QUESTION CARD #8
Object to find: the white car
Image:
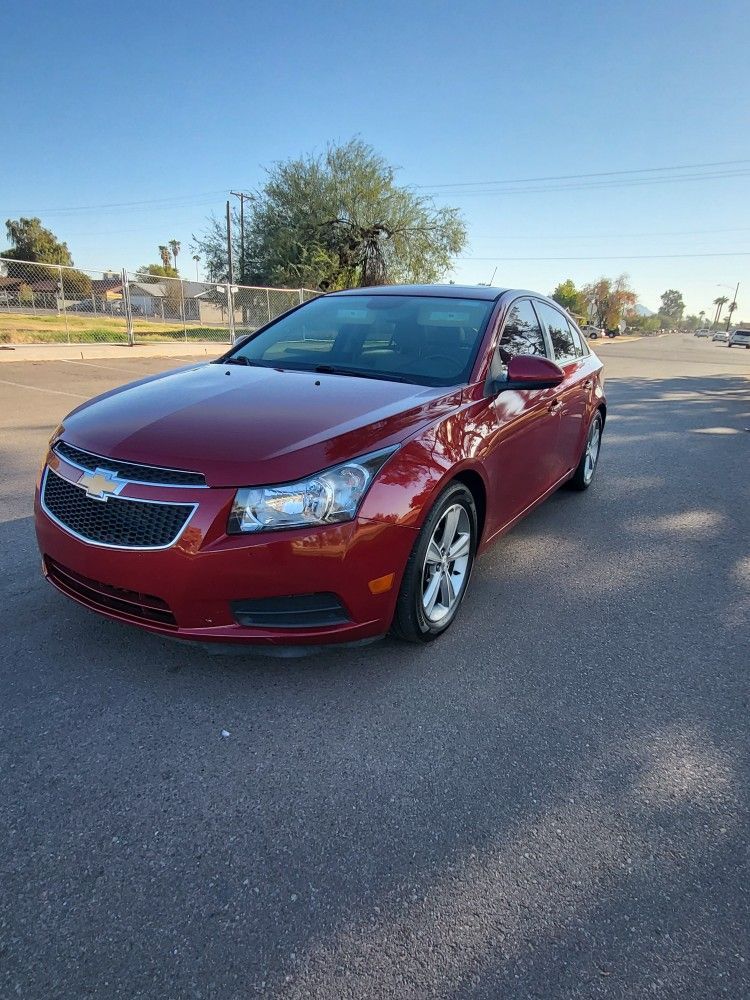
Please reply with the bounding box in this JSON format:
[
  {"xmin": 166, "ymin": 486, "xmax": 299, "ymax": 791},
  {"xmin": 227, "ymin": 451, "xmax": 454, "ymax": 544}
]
[
  {"xmin": 694, "ymin": 328, "xmax": 711, "ymax": 338},
  {"xmin": 581, "ymin": 325, "xmax": 603, "ymax": 339},
  {"xmin": 727, "ymin": 328, "xmax": 750, "ymax": 348},
  {"xmin": 712, "ymin": 331, "xmax": 729, "ymax": 343}
]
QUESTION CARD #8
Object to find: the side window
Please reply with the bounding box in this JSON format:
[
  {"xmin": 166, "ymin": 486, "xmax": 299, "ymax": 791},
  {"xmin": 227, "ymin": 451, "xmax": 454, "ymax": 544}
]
[
  {"xmin": 535, "ymin": 302, "xmax": 578, "ymax": 363},
  {"xmin": 498, "ymin": 299, "xmax": 547, "ymax": 361},
  {"xmin": 568, "ymin": 321, "xmax": 588, "ymax": 357}
]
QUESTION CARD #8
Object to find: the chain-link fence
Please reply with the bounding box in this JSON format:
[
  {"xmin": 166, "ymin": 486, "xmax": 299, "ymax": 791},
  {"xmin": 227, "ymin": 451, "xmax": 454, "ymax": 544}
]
[{"xmin": 0, "ymin": 257, "xmax": 319, "ymax": 345}]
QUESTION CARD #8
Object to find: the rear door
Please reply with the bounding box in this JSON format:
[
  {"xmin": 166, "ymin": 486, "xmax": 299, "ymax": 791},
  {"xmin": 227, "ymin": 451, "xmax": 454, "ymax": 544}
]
[
  {"xmin": 533, "ymin": 301, "xmax": 591, "ymax": 476},
  {"xmin": 482, "ymin": 297, "xmax": 563, "ymax": 536}
]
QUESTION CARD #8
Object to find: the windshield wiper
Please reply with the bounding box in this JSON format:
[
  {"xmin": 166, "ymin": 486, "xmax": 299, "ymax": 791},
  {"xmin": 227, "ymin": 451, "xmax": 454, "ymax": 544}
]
[
  {"xmin": 224, "ymin": 356, "xmax": 259, "ymax": 366},
  {"xmin": 313, "ymin": 364, "xmax": 413, "ymax": 384}
]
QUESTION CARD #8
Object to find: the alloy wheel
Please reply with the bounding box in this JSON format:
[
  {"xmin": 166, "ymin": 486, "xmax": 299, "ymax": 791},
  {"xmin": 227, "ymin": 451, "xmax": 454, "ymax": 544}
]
[
  {"xmin": 421, "ymin": 504, "xmax": 472, "ymax": 624},
  {"xmin": 583, "ymin": 416, "xmax": 602, "ymax": 485}
]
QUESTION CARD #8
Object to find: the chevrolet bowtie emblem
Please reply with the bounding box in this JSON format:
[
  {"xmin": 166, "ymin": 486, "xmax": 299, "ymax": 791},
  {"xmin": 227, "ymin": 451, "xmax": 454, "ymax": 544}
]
[{"xmin": 77, "ymin": 467, "xmax": 127, "ymax": 501}]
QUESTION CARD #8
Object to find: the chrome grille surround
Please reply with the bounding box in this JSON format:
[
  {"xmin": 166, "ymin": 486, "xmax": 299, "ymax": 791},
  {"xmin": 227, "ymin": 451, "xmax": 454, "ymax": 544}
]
[{"xmin": 41, "ymin": 466, "xmax": 198, "ymax": 550}]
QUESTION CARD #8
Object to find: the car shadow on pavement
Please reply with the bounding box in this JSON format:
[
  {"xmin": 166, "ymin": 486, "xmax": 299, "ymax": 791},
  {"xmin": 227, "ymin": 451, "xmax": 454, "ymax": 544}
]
[{"xmin": 1, "ymin": 373, "xmax": 748, "ymax": 999}]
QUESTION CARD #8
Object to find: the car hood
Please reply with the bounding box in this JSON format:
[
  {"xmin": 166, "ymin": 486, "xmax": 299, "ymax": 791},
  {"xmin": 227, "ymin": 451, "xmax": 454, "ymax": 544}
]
[{"xmin": 59, "ymin": 363, "xmax": 460, "ymax": 487}]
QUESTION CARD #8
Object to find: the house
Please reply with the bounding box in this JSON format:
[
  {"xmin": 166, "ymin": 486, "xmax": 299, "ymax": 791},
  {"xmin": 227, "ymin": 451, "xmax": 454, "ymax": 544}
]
[{"xmin": 91, "ymin": 277, "xmax": 124, "ymax": 303}]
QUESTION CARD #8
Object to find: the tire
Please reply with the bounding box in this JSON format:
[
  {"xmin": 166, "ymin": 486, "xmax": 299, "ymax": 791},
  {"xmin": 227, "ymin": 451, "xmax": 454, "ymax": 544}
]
[
  {"xmin": 568, "ymin": 411, "xmax": 603, "ymax": 491},
  {"xmin": 391, "ymin": 482, "xmax": 477, "ymax": 643}
]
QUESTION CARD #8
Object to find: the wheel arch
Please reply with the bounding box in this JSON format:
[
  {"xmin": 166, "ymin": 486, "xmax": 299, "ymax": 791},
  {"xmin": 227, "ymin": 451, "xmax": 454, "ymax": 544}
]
[{"xmin": 451, "ymin": 468, "xmax": 487, "ymax": 545}]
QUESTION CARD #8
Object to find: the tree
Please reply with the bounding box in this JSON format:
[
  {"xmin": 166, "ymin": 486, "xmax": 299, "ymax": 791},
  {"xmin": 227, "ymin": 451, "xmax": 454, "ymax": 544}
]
[
  {"xmin": 659, "ymin": 289, "xmax": 685, "ymax": 321},
  {"xmin": 169, "ymin": 239, "xmax": 181, "ymax": 271},
  {"xmin": 192, "ymin": 139, "xmax": 467, "ymax": 289},
  {"xmin": 3, "ymin": 217, "xmax": 91, "ymax": 297},
  {"xmin": 725, "ymin": 299, "xmax": 738, "ymax": 330},
  {"xmin": 712, "ymin": 295, "xmax": 729, "ymax": 327},
  {"xmin": 625, "ymin": 311, "xmax": 660, "ymax": 334},
  {"xmin": 159, "ymin": 245, "xmax": 172, "ymax": 271},
  {"xmin": 551, "ymin": 279, "xmax": 587, "ymax": 320},
  {"xmin": 3, "ymin": 217, "xmax": 73, "ymax": 265},
  {"xmin": 581, "ymin": 275, "xmax": 637, "ymax": 331},
  {"xmin": 137, "ymin": 263, "xmax": 179, "ymax": 278}
]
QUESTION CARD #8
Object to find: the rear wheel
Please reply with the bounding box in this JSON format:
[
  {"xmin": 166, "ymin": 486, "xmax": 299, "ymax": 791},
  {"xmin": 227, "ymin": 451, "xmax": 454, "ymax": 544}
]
[
  {"xmin": 568, "ymin": 411, "xmax": 603, "ymax": 491},
  {"xmin": 392, "ymin": 482, "xmax": 477, "ymax": 643}
]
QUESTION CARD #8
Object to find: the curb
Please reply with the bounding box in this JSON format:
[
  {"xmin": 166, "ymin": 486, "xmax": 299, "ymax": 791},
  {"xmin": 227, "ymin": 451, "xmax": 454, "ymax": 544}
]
[{"xmin": 0, "ymin": 342, "xmax": 223, "ymax": 363}]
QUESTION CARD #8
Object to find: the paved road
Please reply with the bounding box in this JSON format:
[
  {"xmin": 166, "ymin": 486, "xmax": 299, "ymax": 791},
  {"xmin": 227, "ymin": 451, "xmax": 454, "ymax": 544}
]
[{"xmin": 1, "ymin": 337, "xmax": 748, "ymax": 999}]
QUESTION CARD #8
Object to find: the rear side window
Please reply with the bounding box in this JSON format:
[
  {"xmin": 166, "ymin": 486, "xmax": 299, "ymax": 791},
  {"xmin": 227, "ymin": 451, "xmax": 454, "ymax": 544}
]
[
  {"xmin": 498, "ymin": 299, "xmax": 548, "ymax": 359},
  {"xmin": 535, "ymin": 302, "xmax": 578, "ymax": 363},
  {"xmin": 568, "ymin": 322, "xmax": 588, "ymax": 356}
]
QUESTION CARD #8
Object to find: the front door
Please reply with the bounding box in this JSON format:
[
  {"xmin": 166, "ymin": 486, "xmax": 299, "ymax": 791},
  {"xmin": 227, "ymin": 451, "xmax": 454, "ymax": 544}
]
[{"xmin": 482, "ymin": 297, "xmax": 563, "ymax": 537}]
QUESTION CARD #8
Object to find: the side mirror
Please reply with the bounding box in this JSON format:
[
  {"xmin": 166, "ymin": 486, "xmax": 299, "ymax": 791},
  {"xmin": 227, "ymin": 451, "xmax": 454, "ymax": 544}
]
[{"xmin": 487, "ymin": 354, "xmax": 565, "ymax": 395}]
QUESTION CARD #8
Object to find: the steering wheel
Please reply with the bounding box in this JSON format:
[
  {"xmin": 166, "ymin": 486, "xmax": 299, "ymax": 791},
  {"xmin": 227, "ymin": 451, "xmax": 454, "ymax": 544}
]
[{"xmin": 420, "ymin": 353, "xmax": 464, "ymax": 375}]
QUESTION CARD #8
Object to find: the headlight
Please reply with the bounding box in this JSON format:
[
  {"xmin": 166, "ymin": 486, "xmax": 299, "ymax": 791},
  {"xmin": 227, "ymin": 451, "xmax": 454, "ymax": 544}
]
[{"xmin": 228, "ymin": 446, "xmax": 397, "ymax": 534}]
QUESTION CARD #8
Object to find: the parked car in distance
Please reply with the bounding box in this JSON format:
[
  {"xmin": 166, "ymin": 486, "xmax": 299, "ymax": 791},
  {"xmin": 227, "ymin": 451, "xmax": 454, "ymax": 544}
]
[
  {"xmin": 694, "ymin": 328, "xmax": 711, "ymax": 338},
  {"xmin": 712, "ymin": 330, "xmax": 729, "ymax": 343},
  {"xmin": 35, "ymin": 285, "xmax": 606, "ymax": 649},
  {"xmin": 727, "ymin": 328, "xmax": 750, "ymax": 348},
  {"xmin": 581, "ymin": 325, "xmax": 604, "ymax": 339}
]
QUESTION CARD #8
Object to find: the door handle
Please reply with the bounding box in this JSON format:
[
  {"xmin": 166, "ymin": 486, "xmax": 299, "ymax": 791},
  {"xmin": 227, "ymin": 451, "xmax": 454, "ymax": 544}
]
[
  {"xmin": 547, "ymin": 399, "xmax": 562, "ymax": 413},
  {"xmin": 583, "ymin": 379, "xmax": 593, "ymax": 389}
]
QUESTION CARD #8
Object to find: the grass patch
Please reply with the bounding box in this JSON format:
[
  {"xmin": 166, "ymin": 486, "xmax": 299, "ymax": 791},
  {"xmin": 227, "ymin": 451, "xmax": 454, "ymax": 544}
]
[{"xmin": 0, "ymin": 311, "xmax": 231, "ymax": 345}]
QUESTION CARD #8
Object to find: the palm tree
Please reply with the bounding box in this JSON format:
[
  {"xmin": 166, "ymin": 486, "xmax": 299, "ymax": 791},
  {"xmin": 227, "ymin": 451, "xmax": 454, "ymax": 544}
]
[
  {"xmin": 725, "ymin": 299, "xmax": 738, "ymax": 331},
  {"xmin": 192, "ymin": 254, "xmax": 200, "ymax": 281},
  {"xmin": 698, "ymin": 310, "xmax": 705, "ymax": 326},
  {"xmin": 169, "ymin": 239, "xmax": 181, "ymax": 272},
  {"xmin": 158, "ymin": 245, "xmax": 171, "ymax": 270},
  {"xmin": 712, "ymin": 295, "xmax": 729, "ymax": 328}
]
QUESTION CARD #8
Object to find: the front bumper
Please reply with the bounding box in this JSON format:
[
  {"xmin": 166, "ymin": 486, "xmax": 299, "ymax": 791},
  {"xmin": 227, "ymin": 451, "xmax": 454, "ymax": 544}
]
[{"xmin": 34, "ymin": 458, "xmax": 417, "ymax": 646}]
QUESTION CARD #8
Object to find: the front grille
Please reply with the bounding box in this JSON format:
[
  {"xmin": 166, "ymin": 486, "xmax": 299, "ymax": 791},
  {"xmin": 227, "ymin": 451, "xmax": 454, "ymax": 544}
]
[
  {"xmin": 231, "ymin": 593, "xmax": 350, "ymax": 628},
  {"xmin": 42, "ymin": 468, "xmax": 194, "ymax": 548},
  {"xmin": 45, "ymin": 558, "xmax": 177, "ymax": 626},
  {"xmin": 54, "ymin": 440, "xmax": 206, "ymax": 487}
]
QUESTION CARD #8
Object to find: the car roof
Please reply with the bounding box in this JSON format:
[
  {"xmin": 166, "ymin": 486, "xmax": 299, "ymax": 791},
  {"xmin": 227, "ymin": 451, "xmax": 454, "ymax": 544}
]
[{"xmin": 327, "ymin": 284, "xmax": 510, "ymax": 302}]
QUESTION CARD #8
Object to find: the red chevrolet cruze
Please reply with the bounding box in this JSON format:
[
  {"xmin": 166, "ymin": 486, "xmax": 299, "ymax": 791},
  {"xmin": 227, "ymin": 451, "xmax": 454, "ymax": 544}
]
[{"xmin": 35, "ymin": 285, "xmax": 605, "ymax": 647}]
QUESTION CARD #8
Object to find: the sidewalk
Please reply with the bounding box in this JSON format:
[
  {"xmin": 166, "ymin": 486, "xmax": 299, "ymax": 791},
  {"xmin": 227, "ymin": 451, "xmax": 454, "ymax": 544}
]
[{"xmin": 0, "ymin": 341, "xmax": 223, "ymax": 363}]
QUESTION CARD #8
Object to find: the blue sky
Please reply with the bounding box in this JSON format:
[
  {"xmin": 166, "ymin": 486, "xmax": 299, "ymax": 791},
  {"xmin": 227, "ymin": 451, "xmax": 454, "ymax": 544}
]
[{"xmin": 2, "ymin": 0, "xmax": 748, "ymax": 314}]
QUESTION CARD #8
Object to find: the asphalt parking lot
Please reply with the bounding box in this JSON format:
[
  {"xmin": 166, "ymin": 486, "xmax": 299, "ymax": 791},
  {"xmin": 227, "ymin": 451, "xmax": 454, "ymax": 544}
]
[{"xmin": 1, "ymin": 335, "xmax": 748, "ymax": 999}]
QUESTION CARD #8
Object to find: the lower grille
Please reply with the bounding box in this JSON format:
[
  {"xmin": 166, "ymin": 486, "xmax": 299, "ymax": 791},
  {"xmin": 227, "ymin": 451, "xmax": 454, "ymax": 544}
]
[
  {"xmin": 42, "ymin": 467, "xmax": 195, "ymax": 549},
  {"xmin": 231, "ymin": 593, "xmax": 350, "ymax": 628},
  {"xmin": 45, "ymin": 558, "xmax": 177, "ymax": 627}
]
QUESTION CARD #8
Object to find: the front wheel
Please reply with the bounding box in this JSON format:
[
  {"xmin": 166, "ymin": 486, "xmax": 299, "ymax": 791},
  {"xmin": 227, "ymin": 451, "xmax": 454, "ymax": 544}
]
[
  {"xmin": 568, "ymin": 411, "xmax": 603, "ymax": 491},
  {"xmin": 392, "ymin": 482, "xmax": 477, "ymax": 643}
]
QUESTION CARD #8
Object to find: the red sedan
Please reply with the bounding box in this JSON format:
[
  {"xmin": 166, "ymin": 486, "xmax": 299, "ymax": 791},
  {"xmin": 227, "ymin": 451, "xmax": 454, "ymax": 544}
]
[{"xmin": 35, "ymin": 285, "xmax": 605, "ymax": 647}]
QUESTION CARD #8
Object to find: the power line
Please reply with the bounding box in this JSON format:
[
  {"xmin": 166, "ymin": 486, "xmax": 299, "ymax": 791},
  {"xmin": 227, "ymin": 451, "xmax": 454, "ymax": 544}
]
[
  {"xmin": 417, "ymin": 157, "xmax": 750, "ymax": 190},
  {"xmin": 459, "ymin": 251, "xmax": 750, "ymax": 261},
  {"xmin": 421, "ymin": 169, "xmax": 750, "ymax": 198},
  {"xmin": 3, "ymin": 191, "xmax": 228, "ymax": 215},
  {"xmin": 470, "ymin": 226, "xmax": 750, "ymax": 241}
]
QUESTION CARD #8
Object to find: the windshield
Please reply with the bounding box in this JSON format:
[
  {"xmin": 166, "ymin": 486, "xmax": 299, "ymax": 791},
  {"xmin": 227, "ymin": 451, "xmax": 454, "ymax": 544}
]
[{"xmin": 224, "ymin": 294, "xmax": 495, "ymax": 386}]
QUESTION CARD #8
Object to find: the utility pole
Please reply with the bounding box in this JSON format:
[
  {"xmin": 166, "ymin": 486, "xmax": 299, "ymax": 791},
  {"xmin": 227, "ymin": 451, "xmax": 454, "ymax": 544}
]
[
  {"xmin": 726, "ymin": 281, "xmax": 740, "ymax": 331},
  {"xmin": 225, "ymin": 200, "xmax": 234, "ymax": 284},
  {"xmin": 230, "ymin": 190, "xmax": 250, "ymax": 283}
]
